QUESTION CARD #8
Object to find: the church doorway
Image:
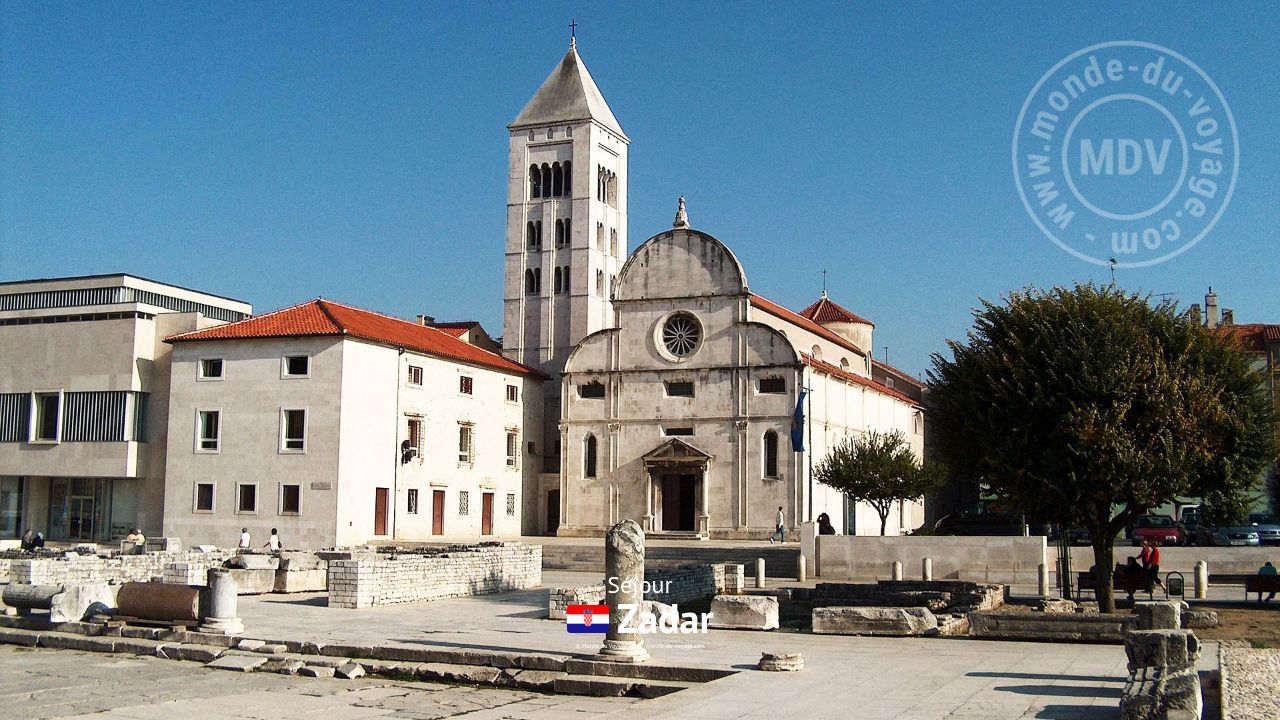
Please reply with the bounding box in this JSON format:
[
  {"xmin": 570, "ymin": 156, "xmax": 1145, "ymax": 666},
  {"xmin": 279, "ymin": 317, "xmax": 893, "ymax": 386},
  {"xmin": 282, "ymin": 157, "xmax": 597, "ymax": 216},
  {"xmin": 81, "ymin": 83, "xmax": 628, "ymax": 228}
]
[
  {"xmin": 546, "ymin": 489, "xmax": 560, "ymax": 535},
  {"xmin": 660, "ymin": 474, "xmax": 698, "ymax": 532}
]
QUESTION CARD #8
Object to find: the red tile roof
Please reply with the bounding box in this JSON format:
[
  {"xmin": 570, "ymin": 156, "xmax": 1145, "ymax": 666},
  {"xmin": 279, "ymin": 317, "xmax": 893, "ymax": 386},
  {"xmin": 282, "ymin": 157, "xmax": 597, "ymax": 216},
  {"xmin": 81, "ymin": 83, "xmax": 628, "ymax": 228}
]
[
  {"xmin": 167, "ymin": 299, "xmax": 545, "ymax": 379},
  {"xmin": 801, "ymin": 353, "xmax": 924, "ymax": 409},
  {"xmin": 749, "ymin": 293, "xmax": 867, "ymax": 358},
  {"xmin": 799, "ymin": 295, "xmax": 874, "ymax": 327},
  {"xmin": 427, "ymin": 321, "xmax": 480, "ymax": 339},
  {"xmin": 871, "ymin": 358, "xmax": 926, "ymax": 389},
  {"xmin": 1220, "ymin": 323, "xmax": 1280, "ymax": 353}
]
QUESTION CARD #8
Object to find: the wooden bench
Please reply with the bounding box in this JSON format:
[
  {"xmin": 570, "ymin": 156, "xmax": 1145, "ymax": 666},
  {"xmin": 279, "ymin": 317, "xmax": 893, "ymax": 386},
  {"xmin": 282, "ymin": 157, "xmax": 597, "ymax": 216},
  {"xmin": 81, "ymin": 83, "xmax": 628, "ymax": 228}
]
[
  {"xmin": 1076, "ymin": 570, "xmax": 1155, "ymax": 601},
  {"xmin": 1244, "ymin": 575, "xmax": 1280, "ymax": 602}
]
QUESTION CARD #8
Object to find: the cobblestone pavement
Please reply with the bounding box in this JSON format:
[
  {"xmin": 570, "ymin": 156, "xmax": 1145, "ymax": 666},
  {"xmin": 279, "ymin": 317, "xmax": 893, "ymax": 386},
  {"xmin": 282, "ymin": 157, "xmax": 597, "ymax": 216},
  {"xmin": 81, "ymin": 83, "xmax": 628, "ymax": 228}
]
[
  {"xmin": 1221, "ymin": 645, "xmax": 1280, "ymax": 720},
  {"xmin": 0, "ymin": 646, "xmax": 636, "ymax": 720}
]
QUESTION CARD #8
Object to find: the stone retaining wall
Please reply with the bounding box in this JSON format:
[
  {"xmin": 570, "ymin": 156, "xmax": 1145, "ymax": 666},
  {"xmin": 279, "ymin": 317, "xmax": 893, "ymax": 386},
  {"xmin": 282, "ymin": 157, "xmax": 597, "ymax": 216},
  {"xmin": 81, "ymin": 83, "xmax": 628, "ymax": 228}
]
[
  {"xmin": 11, "ymin": 551, "xmax": 238, "ymax": 586},
  {"xmin": 328, "ymin": 543, "xmax": 542, "ymax": 609},
  {"xmin": 548, "ymin": 563, "xmax": 743, "ymax": 619},
  {"xmin": 812, "ymin": 535, "xmax": 1047, "ymax": 585}
]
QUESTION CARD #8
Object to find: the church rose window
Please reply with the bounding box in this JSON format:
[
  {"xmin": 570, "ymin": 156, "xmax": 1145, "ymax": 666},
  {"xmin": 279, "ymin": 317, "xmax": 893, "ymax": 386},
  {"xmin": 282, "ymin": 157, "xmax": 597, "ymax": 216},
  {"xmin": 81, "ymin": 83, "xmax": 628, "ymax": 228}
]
[{"xmin": 662, "ymin": 313, "xmax": 701, "ymax": 358}]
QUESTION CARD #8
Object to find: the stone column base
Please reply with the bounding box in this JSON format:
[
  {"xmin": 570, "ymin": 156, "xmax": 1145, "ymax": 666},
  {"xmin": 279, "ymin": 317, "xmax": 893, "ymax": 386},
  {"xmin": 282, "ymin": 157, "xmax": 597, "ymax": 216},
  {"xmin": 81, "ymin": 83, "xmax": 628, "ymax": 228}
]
[
  {"xmin": 590, "ymin": 638, "xmax": 650, "ymax": 663},
  {"xmin": 197, "ymin": 616, "xmax": 244, "ymax": 635}
]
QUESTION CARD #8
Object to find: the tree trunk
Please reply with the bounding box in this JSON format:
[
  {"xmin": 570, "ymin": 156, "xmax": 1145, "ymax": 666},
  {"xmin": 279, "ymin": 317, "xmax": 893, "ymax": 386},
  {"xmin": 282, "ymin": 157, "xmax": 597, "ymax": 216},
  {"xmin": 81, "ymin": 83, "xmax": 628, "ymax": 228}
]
[
  {"xmin": 1092, "ymin": 535, "xmax": 1116, "ymax": 613},
  {"xmin": 878, "ymin": 511, "xmax": 889, "ymax": 536}
]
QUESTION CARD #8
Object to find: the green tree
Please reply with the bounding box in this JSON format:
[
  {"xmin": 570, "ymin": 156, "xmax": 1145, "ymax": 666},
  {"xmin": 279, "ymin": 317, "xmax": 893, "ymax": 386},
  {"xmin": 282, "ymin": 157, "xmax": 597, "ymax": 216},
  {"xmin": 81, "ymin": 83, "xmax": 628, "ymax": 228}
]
[
  {"xmin": 928, "ymin": 284, "xmax": 1276, "ymax": 612},
  {"xmin": 815, "ymin": 430, "xmax": 944, "ymax": 536}
]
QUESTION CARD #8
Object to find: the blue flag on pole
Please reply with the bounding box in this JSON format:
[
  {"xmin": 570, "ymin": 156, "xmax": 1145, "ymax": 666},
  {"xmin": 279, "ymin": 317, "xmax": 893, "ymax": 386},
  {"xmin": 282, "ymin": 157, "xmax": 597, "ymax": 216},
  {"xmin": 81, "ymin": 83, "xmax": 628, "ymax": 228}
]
[{"xmin": 790, "ymin": 389, "xmax": 807, "ymax": 451}]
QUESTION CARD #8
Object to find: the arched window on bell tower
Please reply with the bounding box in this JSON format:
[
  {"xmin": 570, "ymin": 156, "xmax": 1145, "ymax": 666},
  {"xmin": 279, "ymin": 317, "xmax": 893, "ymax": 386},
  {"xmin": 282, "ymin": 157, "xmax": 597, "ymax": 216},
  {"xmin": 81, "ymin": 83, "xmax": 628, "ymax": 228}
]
[
  {"xmin": 529, "ymin": 165, "xmax": 541, "ymax": 199},
  {"xmin": 553, "ymin": 267, "xmax": 562, "ymax": 294},
  {"xmin": 552, "ymin": 163, "xmax": 563, "ymax": 197},
  {"xmin": 584, "ymin": 434, "xmax": 598, "ymax": 478}
]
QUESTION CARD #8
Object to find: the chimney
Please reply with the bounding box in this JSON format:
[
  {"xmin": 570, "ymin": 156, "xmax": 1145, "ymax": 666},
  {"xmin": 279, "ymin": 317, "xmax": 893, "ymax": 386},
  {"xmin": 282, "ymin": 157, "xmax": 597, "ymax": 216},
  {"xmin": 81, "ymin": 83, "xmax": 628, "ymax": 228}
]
[
  {"xmin": 416, "ymin": 315, "xmax": 435, "ymax": 326},
  {"xmin": 1222, "ymin": 308, "xmax": 1234, "ymax": 326},
  {"xmin": 1205, "ymin": 288, "xmax": 1219, "ymax": 330},
  {"xmin": 1189, "ymin": 303, "xmax": 1202, "ymax": 326}
]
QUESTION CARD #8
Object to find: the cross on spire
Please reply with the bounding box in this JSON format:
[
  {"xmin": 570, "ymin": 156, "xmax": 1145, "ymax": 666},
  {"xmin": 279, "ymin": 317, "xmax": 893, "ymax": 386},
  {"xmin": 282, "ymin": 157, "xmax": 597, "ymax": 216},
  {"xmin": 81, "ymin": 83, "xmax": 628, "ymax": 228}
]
[
  {"xmin": 820, "ymin": 269, "xmax": 828, "ymax": 299},
  {"xmin": 569, "ymin": 18, "xmax": 577, "ymax": 49}
]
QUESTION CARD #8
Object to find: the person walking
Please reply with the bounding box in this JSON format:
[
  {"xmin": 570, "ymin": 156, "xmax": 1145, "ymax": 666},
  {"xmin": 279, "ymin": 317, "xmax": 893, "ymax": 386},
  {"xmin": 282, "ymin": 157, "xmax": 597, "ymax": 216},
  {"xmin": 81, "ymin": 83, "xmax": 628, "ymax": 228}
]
[
  {"xmin": 1139, "ymin": 538, "xmax": 1162, "ymax": 588},
  {"xmin": 770, "ymin": 506, "xmax": 786, "ymax": 544},
  {"xmin": 238, "ymin": 528, "xmax": 251, "ymax": 549},
  {"xmin": 263, "ymin": 528, "xmax": 282, "ymax": 552}
]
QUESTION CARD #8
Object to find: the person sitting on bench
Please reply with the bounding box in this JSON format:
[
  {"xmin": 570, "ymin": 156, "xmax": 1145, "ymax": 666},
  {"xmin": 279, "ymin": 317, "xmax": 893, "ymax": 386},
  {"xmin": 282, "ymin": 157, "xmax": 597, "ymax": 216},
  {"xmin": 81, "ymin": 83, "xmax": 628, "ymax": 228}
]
[
  {"xmin": 1258, "ymin": 561, "xmax": 1278, "ymax": 604},
  {"xmin": 1121, "ymin": 556, "xmax": 1144, "ymax": 600}
]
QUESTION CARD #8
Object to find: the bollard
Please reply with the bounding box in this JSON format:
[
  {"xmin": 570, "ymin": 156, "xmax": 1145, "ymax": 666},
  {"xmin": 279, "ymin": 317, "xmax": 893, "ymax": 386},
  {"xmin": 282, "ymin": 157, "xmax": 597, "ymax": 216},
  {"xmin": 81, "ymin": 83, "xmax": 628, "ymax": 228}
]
[
  {"xmin": 922, "ymin": 557, "xmax": 933, "ymax": 582},
  {"xmin": 1038, "ymin": 563, "xmax": 1050, "ymax": 599},
  {"xmin": 756, "ymin": 558, "xmax": 766, "ymax": 589},
  {"xmin": 891, "ymin": 561, "xmax": 903, "ymax": 581},
  {"xmin": 1194, "ymin": 561, "xmax": 1208, "ymax": 600},
  {"xmin": 198, "ymin": 568, "xmax": 244, "ymax": 635},
  {"xmin": 797, "ymin": 554, "xmax": 807, "ymax": 583}
]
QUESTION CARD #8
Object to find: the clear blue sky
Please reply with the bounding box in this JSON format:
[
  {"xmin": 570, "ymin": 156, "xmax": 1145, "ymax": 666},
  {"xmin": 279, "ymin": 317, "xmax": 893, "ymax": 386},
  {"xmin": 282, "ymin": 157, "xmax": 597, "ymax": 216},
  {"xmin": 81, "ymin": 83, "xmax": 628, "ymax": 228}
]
[{"xmin": 3, "ymin": 2, "xmax": 1277, "ymax": 378}]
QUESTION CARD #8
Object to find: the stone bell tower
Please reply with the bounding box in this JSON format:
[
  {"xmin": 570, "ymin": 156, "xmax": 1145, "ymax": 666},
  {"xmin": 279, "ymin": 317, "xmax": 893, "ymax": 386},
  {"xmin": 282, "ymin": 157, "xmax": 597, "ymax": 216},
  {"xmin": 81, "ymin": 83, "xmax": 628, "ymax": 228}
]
[{"xmin": 503, "ymin": 38, "xmax": 629, "ymax": 477}]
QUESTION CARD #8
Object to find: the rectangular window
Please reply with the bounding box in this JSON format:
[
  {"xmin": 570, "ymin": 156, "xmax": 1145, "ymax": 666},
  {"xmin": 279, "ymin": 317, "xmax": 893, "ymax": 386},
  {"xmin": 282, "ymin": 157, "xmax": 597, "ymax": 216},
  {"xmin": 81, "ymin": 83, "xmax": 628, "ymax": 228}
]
[
  {"xmin": 757, "ymin": 377, "xmax": 786, "ymax": 394},
  {"xmin": 405, "ymin": 416, "xmax": 423, "ymax": 461},
  {"xmin": 665, "ymin": 381, "xmax": 694, "ymax": 398},
  {"xmin": 578, "ymin": 382, "xmax": 605, "ymax": 399},
  {"xmin": 281, "ymin": 409, "xmax": 306, "ymax": 452},
  {"xmin": 458, "ymin": 424, "xmax": 473, "ymax": 464},
  {"xmin": 198, "ymin": 358, "xmax": 224, "ymax": 380},
  {"xmin": 236, "ymin": 483, "xmax": 257, "ymax": 514},
  {"xmin": 458, "ymin": 490, "xmax": 470, "ymax": 516},
  {"xmin": 194, "ymin": 482, "xmax": 215, "ymax": 513},
  {"xmin": 663, "ymin": 427, "xmax": 694, "ymax": 437},
  {"xmin": 283, "ymin": 355, "xmax": 310, "ymax": 378},
  {"xmin": 280, "ymin": 484, "xmax": 301, "ymax": 515},
  {"xmin": 459, "ymin": 376, "xmax": 473, "ymax": 395},
  {"xmin": 196, "ymin": 410, "xmax": 220, "ymax": 452},
  {"xmin": 407, "ymin": 365, "xmax": 423, "ymax": 386},
  {"xmin": 407, "ymin": 488, "xmax": 419, "ymax": 514},
  {"xmin": 527, "ymin": 440, "xmax": 536, "ymax": 455},
  {"xmin": 506, "ymin": 384, "xmax": 518, "ymax": 402},
  {"xmin": 506, "ymin": 431, "xmax": 518, "ymax": 467},
  {"xmin": 507, "ymin": 493, "xmax": 516, "ymax": 516},
  {"xmin": 32, "ymin": 392, "xmax": 60, "ymax": 442},
  {"xmin": 885, "ymin": 377, "xmax": 896, "ymax": 389}
]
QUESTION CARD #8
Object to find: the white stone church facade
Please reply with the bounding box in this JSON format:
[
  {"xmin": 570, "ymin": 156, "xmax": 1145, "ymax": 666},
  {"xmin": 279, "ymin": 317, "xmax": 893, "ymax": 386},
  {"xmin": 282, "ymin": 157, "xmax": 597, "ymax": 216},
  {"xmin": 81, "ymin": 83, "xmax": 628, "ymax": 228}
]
[{"xmin": 504, "ymin": 43, "xmax": 926, "ymax": 539}]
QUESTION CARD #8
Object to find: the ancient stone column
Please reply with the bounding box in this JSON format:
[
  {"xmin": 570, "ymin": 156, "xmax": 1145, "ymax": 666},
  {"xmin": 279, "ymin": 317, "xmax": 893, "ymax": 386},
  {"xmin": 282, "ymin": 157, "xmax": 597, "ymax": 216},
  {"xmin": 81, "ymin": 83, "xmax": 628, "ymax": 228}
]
[
  {"xmin": 755, "ymin": 558, "xmax": 766, "ymax": 589},
  {"xmin": 595, "ymin": 519, "xmax": 649, "ymax": 663},
  {"xmin": 921, "ymin": 558, "xmax": 933, "ymax": 581},
  {"xmin": 1038, "ymin": 563, "xmax": 1050, "ymax": 599},
  {"xmin": 891, "ymin": 561, "xmax": 903, "ymax": 581},
  {"xmin": 797, "ymin": 554, "xmax": 807, "ymax": 582},
  {"xmin": 198, "ymin": 567, "xmax": 244, "ymax": 635}
]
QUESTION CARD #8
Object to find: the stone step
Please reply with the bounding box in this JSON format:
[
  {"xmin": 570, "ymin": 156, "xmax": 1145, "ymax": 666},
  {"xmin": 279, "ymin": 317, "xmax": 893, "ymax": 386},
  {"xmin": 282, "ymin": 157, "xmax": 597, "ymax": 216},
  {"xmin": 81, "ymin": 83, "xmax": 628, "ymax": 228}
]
[{"xmin": 551, "ymin": 674, "xmax": 698, "ymax": 698}]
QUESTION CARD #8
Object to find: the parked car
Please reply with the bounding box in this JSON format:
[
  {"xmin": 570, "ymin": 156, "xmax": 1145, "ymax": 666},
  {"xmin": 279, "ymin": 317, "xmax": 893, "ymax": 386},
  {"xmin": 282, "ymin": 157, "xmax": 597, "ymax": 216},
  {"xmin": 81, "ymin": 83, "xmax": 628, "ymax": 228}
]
[
  {"xmin": 1049, "ymin": 525, "xmax": 1093, "ymax": 545},
  {"xmin": 1181, "ymin": 511, "xmax": 1204, "ymax": 543},
  {"xmin": 1131, "ymin": 515, "xmax": 1186, "ymax": 546},
  {"xmin": 1248, "ymin": 513, "xmax": 1280, "ymax": 546},
  {"xmin": 1194, "ymin": 523, "xmax": 1261, "ymax": 547},
  {"xmin": 933, "ymin": 503, "xmax": 1052, "ymax": 536}
]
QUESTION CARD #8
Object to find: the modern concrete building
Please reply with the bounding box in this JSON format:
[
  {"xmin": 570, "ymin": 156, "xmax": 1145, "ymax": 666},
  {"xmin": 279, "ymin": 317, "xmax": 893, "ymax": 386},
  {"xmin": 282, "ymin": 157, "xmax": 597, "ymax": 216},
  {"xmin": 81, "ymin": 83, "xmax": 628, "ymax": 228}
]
[
  {"xmin": 554, "ymin": 213, "xmax": 926, "ymax": 539},
  {"xmin": 162, "ymin": 299, "xmax": 545, "ymax": 548},
  {"xmin": 0, "ymin": 274, "xmax": 251, "ymax": 542}
]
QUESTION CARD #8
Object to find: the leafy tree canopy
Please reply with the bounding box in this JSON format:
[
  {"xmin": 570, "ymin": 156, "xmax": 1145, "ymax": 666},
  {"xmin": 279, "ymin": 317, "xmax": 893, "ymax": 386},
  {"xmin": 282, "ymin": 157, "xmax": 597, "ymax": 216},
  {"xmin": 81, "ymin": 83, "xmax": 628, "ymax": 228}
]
[
  {"xmin": 815, "ymin": 430, "xmax": 944, "ymax": 535},
  {"xmin": 928, "ymin": 284, "xmax": 1276, "ymax": 610}
]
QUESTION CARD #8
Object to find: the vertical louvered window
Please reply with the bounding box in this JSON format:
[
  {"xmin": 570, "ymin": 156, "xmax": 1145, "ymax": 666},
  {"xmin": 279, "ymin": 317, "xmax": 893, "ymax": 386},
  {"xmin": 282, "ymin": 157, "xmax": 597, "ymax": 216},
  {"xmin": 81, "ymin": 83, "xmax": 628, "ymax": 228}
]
[
  {"xmin": 61, "ymin": 391, "xmax": 129, "ymax": 442},
  {"xmin": 0, "ymin": 394, "xmax": 30, "ymax": 442}
]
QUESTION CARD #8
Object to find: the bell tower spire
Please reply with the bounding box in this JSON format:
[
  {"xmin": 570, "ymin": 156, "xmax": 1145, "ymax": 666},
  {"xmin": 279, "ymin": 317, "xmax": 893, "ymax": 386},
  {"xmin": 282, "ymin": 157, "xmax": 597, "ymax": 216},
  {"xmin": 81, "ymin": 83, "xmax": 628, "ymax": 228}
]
[{"xmin": 502, "ymin": 41, "xmax": 631, "ymax": 474}]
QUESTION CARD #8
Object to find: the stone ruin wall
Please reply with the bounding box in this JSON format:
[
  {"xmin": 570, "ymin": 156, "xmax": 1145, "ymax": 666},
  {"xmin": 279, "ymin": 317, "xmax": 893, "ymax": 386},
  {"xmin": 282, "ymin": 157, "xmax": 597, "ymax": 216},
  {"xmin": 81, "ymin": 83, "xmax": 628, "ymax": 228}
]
[
  {"xmin": 327, "ymin": 543, "xmax": 542, "ymax": 609},
  {"xmin": 9, "ymin": 550, "xmax": 239, "ymax": 586}
]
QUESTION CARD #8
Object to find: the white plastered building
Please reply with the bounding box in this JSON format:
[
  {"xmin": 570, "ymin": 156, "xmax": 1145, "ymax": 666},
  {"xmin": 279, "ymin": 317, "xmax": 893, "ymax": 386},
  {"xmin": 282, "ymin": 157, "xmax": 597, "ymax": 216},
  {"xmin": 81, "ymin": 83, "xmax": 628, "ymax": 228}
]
[{"xmin": 162, "ymin": 299, "xmax": 544, "ymax": 548}]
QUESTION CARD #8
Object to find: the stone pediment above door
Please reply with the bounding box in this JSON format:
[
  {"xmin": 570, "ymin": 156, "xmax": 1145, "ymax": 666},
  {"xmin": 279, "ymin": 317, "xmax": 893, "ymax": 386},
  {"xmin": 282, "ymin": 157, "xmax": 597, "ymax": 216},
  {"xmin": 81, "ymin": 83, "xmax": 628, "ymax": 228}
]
[{"xmin": 641, "ymin": 438, "xmax": 712, "ymax": 468}]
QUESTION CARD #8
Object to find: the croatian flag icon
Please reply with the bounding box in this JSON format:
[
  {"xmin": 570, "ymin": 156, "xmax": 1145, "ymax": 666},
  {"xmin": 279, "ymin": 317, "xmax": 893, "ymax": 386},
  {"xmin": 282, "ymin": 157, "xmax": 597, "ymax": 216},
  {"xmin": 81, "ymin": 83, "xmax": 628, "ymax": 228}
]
[{"xmin": 566, "ymin": 604, "xmax": 610, "ymax": 633}]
